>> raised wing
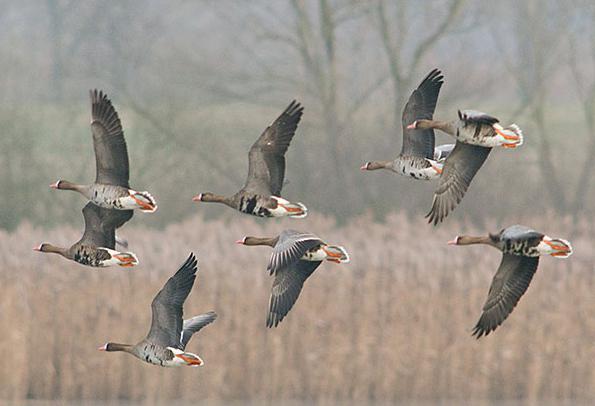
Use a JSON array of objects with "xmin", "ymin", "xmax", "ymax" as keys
[
  {"xmin": 426, "ymin": 142, "xmax": 491, "ymax": 225},
  {"xmin": 267, "ymin": 230, "xmax": 322, "ymax": 275},
  {"xmin": 180, "ymin": 311, "xmax": 217, "ymax": 350},
  {"xmin": 401, "ymin": 69, "xmax": 444, "ymax": 159},
  {"xmin": 472, "ymin": 254, "xmax": 539, "ymax": 338},
  {"xmin": 90, "ymin": 89, "xmax": 130, "ymax": 187},
  {"xmin": 147, "ymin": 253, "xmax": 197, "ymax": 349},
  {"xmin": 266, "ymin": 260, "xmax": 321, "ymax": 328},
  {"xmin": 244, "ymin": 101, "xmax": 303, "ymax": 196},
  {"xmin": 78, "ymin": 202, "xmax": 115, "ymax": 248}
]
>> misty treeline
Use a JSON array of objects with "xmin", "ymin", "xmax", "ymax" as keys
[
  {"xmin": 1, "ymin": 0, "xmax": 594, "ymax": 231},
  {"xmin": 2, "ymin": 213, "xmax": 593, "ymax": 402}
]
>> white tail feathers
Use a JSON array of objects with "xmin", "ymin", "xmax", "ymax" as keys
[{"xmin": 324, "ymin": 245, "xmax": 350, "ymax": 263}]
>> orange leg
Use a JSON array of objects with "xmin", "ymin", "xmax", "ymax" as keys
[
  {"xmin": 431, "ymin": 164, "xmax": 443, "ymax": 174},
  {"xmin": 175, "ymin": 353, "xmax": 202, "ymax": 366},
  {"xmin": 130, "ymin": 193, "xmax": 155, "ymax": 211},
  {"xmin": 494, "ymin": 127, "xmax": 520, "ymax": 141},
  {"xmin": 278, "ymin": 203, "xmax": 304, "ymax": 214}
]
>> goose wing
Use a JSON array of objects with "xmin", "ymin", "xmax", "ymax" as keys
[
  {"xmin": 266, "ymin": 260, "xmax": 321, "ymax": 328},
  {"xmin": 426, "ymin": 142, "xmax": 491, "ymax": 225},
  {"xmin": 90, "ymin": 89, "xmax": 130, "ymax": 187},
  {"xmin": 472, "ymin": 254, "xmax": 539, "ymax": 338},
  {"xmin": 244, "ymin": 101, "xmax": 303, "ymax": 196},
  {"xmin": 78, "ymin": 202, "xmax": 115, "ymax": 248},
  {"xmin": 401, "ymin": 69, "xmax": 443, "ymax": 159},
  {"xmin": 267, "ymin": 230, "xmax": 322, "ymax": 275},
  {"xmin": 180, "ymin": 311, "xmax": 217, "ymax": 350},
  {"xmin": 147, "ymin": 253, "xmax": 198, "ymax": 349}
]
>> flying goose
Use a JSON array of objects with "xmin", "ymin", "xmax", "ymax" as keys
[
  {"xmin": 448, "ymin": 225, "xmax": 572, "ymax": 338},
  {"xmin": 407, "ymin": 109, "xmax": 523, "ymax": 149},
  {"xmin": 361, "ymin": 69, "xmax": 455, "ymax": 180},
  {"xmin": 237, "ymin": 229, "xmax": 350, "ymax": 327},
  {"xmin": 193, "ymin": 101, "xmax": 307, "ymax": 218},
  {"xmin": 99, "ymin": 253, "xmax": 217, "ymax": 367},
  {"xmin": 34, "ymin": 202, "xmax": 138, "ymax": 267},
  {"xmin": 50, "ymin": 90, "xmax": 157, "ymax": 213}
]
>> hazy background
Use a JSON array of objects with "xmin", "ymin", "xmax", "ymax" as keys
[{"xmin": 0, "ymin": 0, "xmax": 593, "ymax": 404}]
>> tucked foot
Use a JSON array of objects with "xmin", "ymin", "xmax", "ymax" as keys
[
  {"xmin": 543, "ymin": 238, "xmax": 573, "ymax": 258},
  {"xmin": 128, "ymin": 191, "xmax": 158, "ymax": 212},
  {"xmin": 114, "ymin": 252, "xmax": 139, "ymax": 267},
  {"xmin": 322, "ymin": 245, "xmax": 350, "ymax": 263}
]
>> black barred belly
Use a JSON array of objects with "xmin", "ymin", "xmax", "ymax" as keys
[{"xmin": 239, "ymin": 195, "xmax": 271, "ymax": 217}]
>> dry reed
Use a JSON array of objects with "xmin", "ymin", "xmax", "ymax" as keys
[{"xmin": 0, "ymin": 212, "xmax": 593, "ymax": 403}]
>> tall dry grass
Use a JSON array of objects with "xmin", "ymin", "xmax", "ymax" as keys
[{"xmin": 0, "ymin": 212, "xmax": 593, "ymax": 403}]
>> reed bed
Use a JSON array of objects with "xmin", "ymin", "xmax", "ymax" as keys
[{"xmin": 0, "ymin": 212, "xmax": 593, "ymax": 403}]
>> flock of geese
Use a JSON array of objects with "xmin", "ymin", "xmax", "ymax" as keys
[{"xmin": 34, "ymin": 69, "xmax": 573, "ymax": 368}]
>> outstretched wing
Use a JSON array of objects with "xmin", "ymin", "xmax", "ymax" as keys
[
  {"xmin": 266, "ymin": 260, "xmax": 321, "ymax": 328},
  {"xmin": 267, "ymin": 230, "xmax": 322, "ymax": 275},
  {"xmin": 78, "ymin": 202, "xmax": 115, "ymax": 248},
  {"xmin": 90, "ymin": 89, "xmax": 130, "ymax": 187},
  {"xmin": 426, "ymin": 142, "xmax": 491, "ymax": 225},
  {"xmin": 147, "ymin": 253, "xmax": 198, "ymax": 349},
  {"xmin": 472, "ymin": 254, "xmax": 539, "ymax": 338},
  {"xmin": 244, "ymin": 101, "xmax": 303, "ymax": 196},
  {"xmin": 180, "ymin": 311, "xmax": 217, "ymax": 350},
  {"xmin": 401, "ymin": 69, "xmax": 444, "ymax": 159}
]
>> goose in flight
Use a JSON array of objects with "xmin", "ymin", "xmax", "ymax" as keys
[
  {"xmin": 361, "ymin": 69, "xmax": 454, "ymax": 180},
  {"xmin": 99, "ymin": 253, "xmax": 217, "ymax": 366},
  {"xmin": 407, "ymin": 109, "xmax": 523, "ymax": 149},
  {"xmin": 50, "ymin": 90, "xmax": 157, "ymax": 213},
  {"xmin": 448, "ymin": 225, "xmax": 572, "ymax": 338},
  {"xmin": 34, "ymin": 202, "xmax": 137, "ymax": 267},
  {"xmin": 237, "ymin": 230, "xmax": 350, "ymax": 327},
  {"xmin": 193, "ymin": 101, "xmax": 307, "ymax": 218}
]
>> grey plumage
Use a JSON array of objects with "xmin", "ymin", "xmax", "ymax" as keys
[
  {"xmin": 401, "ymin": 68, "xmax": 444, "ymax": 159},
  {"xmin": 265, "ymin": 230, "xmax": 324, "ymax": 328},
  {"xmin": 472, "ymin": 254, "xmax": 539, "ymax": 338},
  {"xmin": 90, "ymin": 89, "xmax": 130, "ymax": 187},
  {"xmin": 244, "ymin": 100, "xmax": 304, "ymax": 196},
  {"xmin": 147, "ymin": 253, "xmax": 199, "ymax": 349},
  {"xmin": 267, "ymin": 259, "xmax": 321, "ymax": 328},
  {"xmin": 267, "ymin": 230, "xmax": 321, "ymax": 275},
  {"xmin": 426, "ymin": 143, "xmax": 492, "ymax": 225},
  {"xmin": 181, "ymin": 311, "xmax": 218, "ymax": 350}
]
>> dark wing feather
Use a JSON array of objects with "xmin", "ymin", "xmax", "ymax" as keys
[
  {"xmin": 147, "ymin": 253, "xmax": 198, "ymax": 348},
  {"xmin": 458, "ymin": 110, "xmax": 499, "ymax": 126},
  {"xmin": 180, "ymin": 311, "xmax": 217, "ymax": 350},
  {"xmin": 426, "ymin": 142, "xmax": 491, "ymax": 225},
  {"xmin": 266, "ymin": 260, "xmax": 321, "ymax": 328},
  {"xmin": 268, "ymin": 230, "xmax": 322, "ymax": 275},
  {"xmin": 101, "ymin": 209, "xmax": 133, "ymax": 233},
  {"xmin": 244, "ymin": 101, "xmax": 303, "ymax": 196},
  {"xmin": 90, "ymin": 90, "xmax": 130, "ymax": 187},
  {"xmin": 78, "ymin": 202, "xmax": 115, "ymax": 248},
  {"xmin": 472, "ymin": 255, "xmax": 539, "ymax": 338},
  {"xmin": 401, "ymin": 69, "xmax": 443, "ymax": 159}
]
